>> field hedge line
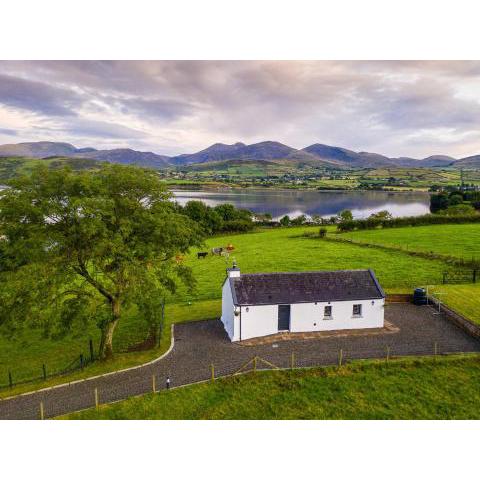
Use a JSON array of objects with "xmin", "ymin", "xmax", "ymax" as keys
[{"xmin": 336, "ymin": 214, "xmax": 480, "ymax": 232}]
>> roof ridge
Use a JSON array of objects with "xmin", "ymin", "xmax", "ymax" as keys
[
  {"xmin": 239, "ymin": 269, "xmax": 370, "ymax": 277},
  {"xmin": 230, "ymin": 269, "xmax": 384, "ymax": 306}
]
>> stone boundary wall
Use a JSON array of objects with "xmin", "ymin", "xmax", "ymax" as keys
[{"xmin": 429, "ymin": 296, "xmax": 480, "ymax": 340}]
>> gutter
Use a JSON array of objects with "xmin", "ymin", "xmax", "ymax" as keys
[{"xmin": 368, "ymin": 268, "xmax": 386, "ymax": 298}]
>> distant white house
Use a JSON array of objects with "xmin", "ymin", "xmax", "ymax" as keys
[{"xmin": 221, "ymin": 265, "xmax": 385, "ymax": 341}]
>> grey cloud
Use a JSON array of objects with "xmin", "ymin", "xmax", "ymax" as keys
[
  {"xmin": 39, "ymin": 118, "xmax": 148, "ymax": 141},
  {"xmin": 364, "ymin": 79, "xmax": 480, "ymax": 131},
  {"xmin": 116, "ymin": 97, "xmax": 196, "ymax": 121},
  {"xmin": 0, "ymin": 127, "xmax": 17, "ymax": 136},
  {"xmin": 0, "ymin": 73, "xmax": 81, "ymax": 116}
]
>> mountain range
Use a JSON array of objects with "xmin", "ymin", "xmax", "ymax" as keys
[{"xmin": 0, "ymin": 140, "xmax": 478, "ymax": 169}]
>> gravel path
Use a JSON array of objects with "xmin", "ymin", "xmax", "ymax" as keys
[{"xmin": 1, "ymin": 303, "xmax": 479, "ymax": 420}]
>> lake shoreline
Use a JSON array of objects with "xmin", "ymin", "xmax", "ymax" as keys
[{"xmin": 167, "ymin": 184, "xmax": 432, "ymax": 195}]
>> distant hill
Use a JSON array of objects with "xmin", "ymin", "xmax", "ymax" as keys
[
  {"xmin": 393, "ymin": 155, "xmax": 456, "ymax": 168},
  {"xmin": 73, "ymin": 148, "xmax": 170, "ymax": 168},
  {"xmin": 0, "ymin": 142, "xmax": 170, "ymax": 168},
  {"xmin": 454, "ymin": 155, "xmax": 480, "ymax": 168},
  {"xmin": 1, "ymin": 140, "xmax": 478, "ymax": 170},
  {"xmin": 171, "ymin": 141, "xmax": 342, "ymax": 167},
  {"xmin": 0, "ymin": 141, "xmax": 78, "ymax": 158},
  {"xmin": 302, "ymin": 144, "xmax": 393, "ymax": 168}
]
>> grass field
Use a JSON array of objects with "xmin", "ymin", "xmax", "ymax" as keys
[
  {"xmin": 0, "ymin": 224, "xmax": 476, "ymax": 395},
  {"xmin": 63, "ymin": 355, "xmax": 480, "ymax": 419},
  {"xmin": 431, "ymin": 284, "xmax": 480, "ymax": 326},
  {"xmin": 0, "ymin": 299, "xmax": 219, "ymax": 395},
  {"xmin": 338, "ymin": 224, "xmax": 480, "ymax": 261},
  {"xmin": 178, "ymin": 226, "xmax": 461, "ymax": 302}
]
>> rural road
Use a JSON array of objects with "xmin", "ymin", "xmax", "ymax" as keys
[{"xmin": 1, "ymin": 304, "xmax": 479, "ymax": 419}]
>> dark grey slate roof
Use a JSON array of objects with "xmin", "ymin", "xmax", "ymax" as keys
[{"xmin": 229, "ymin": 269, "xmax": 385, "ymax": 306}]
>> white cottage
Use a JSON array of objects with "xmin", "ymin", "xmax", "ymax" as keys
[{"xmin": 221, "ymin": 266, "xmax": 385, "ymax": 341}]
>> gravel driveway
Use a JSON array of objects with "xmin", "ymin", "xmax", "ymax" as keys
[{"xmin": 1, "ymin": 303, "xmax": 479, "ymax": 420}]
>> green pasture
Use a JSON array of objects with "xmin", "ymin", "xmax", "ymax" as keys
[
  {"xmin": 1, "ymin": 224, "xmax": 477, "ymax": 395},
  {"xmin": 63, "ymin": 355, "xmax": 480, "ymax": 420},
  {"xmin": 178, "ymin": 226, "xmax": 464, "ymax": 302},
  {"xmin": 338, "ymin": 224, "xmax": 480, "ymax": 261},
  {"xmin": 431, "ymin": 284, "xmax": 480, "ymax": 326}
]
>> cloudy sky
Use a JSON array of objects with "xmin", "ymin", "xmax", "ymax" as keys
[{"xmin": 1, "ymin": 60, "xmax": 480, "ymax": 158}]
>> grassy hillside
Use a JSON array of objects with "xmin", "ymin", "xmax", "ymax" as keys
[
  {"xmin": 338, "ymin": 224, "xmax": 480, "ymax": 261},
  {"xmin": 0, "ymin": 156, "xmax": 100, "ymax": 182},
  {"xmin": 63, "ymin": 355, "xmax": 480, "ymax": 419}
]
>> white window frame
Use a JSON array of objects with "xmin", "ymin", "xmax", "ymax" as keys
[{"xmin": 352, "ymin": 304, "xmax": 362, "ymax": 317}]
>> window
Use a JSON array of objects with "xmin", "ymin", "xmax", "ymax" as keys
[
  {"xmin": 324, "ymin": 305, "xmax": 332, "ymax": 318},
  {"xmin": 353, "ymin": 304, "xmax": 362, "ymax": 317}
]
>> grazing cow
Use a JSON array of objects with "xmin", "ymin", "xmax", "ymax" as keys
[
  {"xmin": 197, "ymin": 251, "xmax": 208, "ymax": 259},
  {"xmin": 211, "ymin": 247, "xmax": 223, "ymax": 255}
]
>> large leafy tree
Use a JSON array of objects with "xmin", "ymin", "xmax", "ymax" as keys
[{"xmin": 0, "ymin": 164, "xmax": 203, "ymax": 359}]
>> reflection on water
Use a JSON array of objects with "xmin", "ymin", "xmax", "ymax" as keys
[{"xmin": 171, "ymin": 188, "xmax": 430, "ymax": 220}]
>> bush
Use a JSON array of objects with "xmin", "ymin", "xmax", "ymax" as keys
[
  {"xmin": 179, "ymin": 201, "xmax": 254, "ymax": 234},
  {"xmin": 221, "ymin": 219, "xmax": 254, "ymax": 232}
]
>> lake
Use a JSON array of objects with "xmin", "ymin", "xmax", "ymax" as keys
[{"xmin": 171, "ymin": 188, "xmax": 431, "ymax": 220}]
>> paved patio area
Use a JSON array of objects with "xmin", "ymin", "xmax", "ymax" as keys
[{"xmin": 1, "ymin": 303, "xmax": 479, "ymax": 419}]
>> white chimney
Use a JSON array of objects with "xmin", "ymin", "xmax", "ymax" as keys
[{"xmin": 226, "ymin": 261, "xmax": 240, "ymax": 278}]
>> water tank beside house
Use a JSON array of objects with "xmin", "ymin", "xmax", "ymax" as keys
[{"xmin": 413, "ymin": 288, "xmax": 427, "ymax": 305}]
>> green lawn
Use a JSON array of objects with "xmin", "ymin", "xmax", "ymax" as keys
[
  {"xmin": 0, "ymin": 299, "xmax": 219, "ymax": 395},
  {"xmin": 0, "ymin": 225, "xmax": 474, "ymax": 395},
  {"xmin": 178, "ymin": 226, "xmax": 461, "ymax": 303},
  {"xmin": 338, "ymin": 224, "xmax": 480, "ymax": 261},
  {"xmin": 431, "ymin": 284, "xmax": 480, "ymax": 326},
  {"xmin": 63, "ymin": 355, "xmax": 480, "ymax": 419}
]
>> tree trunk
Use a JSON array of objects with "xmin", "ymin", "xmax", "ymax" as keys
[{"xmin": 99, "ymin": 299, "xmax": 120, "ymax": 360}]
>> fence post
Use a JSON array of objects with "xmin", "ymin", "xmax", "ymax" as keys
[
  {"xmin": 152, "ymin": 375, "xmax": 156, "ymax": 393},
  {"xmin": 80, "ymin": 354, "xmax": 84, "ymax": 370},
  {"xmin": 386, "ymin": 346, "xmax": 390, "ymax": 364},
  {"xmin": 8, "ymin": 371, "xmax": 12, "ymax": 389},
  {"xmin": 89, "ymin": 339, "xmax": 94, "ymax": 362},
  {"xmin": 42, "ymin": 364, "xmax": 47, "ymax": 381},
  {"xmin": 442, "ymin": 272, "xmax": 447, "ymax": 284},
  {"xmin": 291, "ymin": 352, "xmax": 295, "ymax": 369},
  {"xmin": 338, "ymin": 349, "xmax": 343, "ymax": 367},
  {"xmin": 40, "ymin": 401, "xmax": 44, "ymax": 420},
  {"xmin": 253, "ymin": 356, "xmax": 257, "ymax": 373},
  {"xmin": 434, "ymin": 342, "xmax": 438, "ymax": 360},
  {"xmin": 473, "ymin": 269, "xmax": 477, "ymax": 284},
  {"xmin": 210, "ymin": 364, "xmax": 215, "ymax": 382},
  {"xmin": 94, "ymin": 387, "xmax": 99, "ymax": 409}
]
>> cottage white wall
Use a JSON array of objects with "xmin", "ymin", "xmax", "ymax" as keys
[
  {"xmin": 223, "ymin": 298, "xmax": 384, "ymax": 341},
  {"xmin": 239, "ymin": 305, "xmax": 278, "ymax": 340},
  {"xmin": 220, "ymin": 280, "xmax": 235, "ymax": 340},
  {"xmin": 290, "ymin": 299, "xmax": 384, "ymax": 332}
]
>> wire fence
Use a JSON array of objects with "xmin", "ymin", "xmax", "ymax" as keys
[
  {"xmin": 442, "ymin": 269, "xmax": 478, "ymax": 284},
  {"xmin": 0, "ymin": 338, "xmax": 97, "ymax": 391},
  {"xmin": 10, "ymin": 333, "xmax": 480, "ymax": 420},
  {"xmin": 56, "ymin": 343, "xmax": 480, "ymax": 418},
  {"xmin": 4, "ymin": 299, "xmax": 480, "ymax": 419}
]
